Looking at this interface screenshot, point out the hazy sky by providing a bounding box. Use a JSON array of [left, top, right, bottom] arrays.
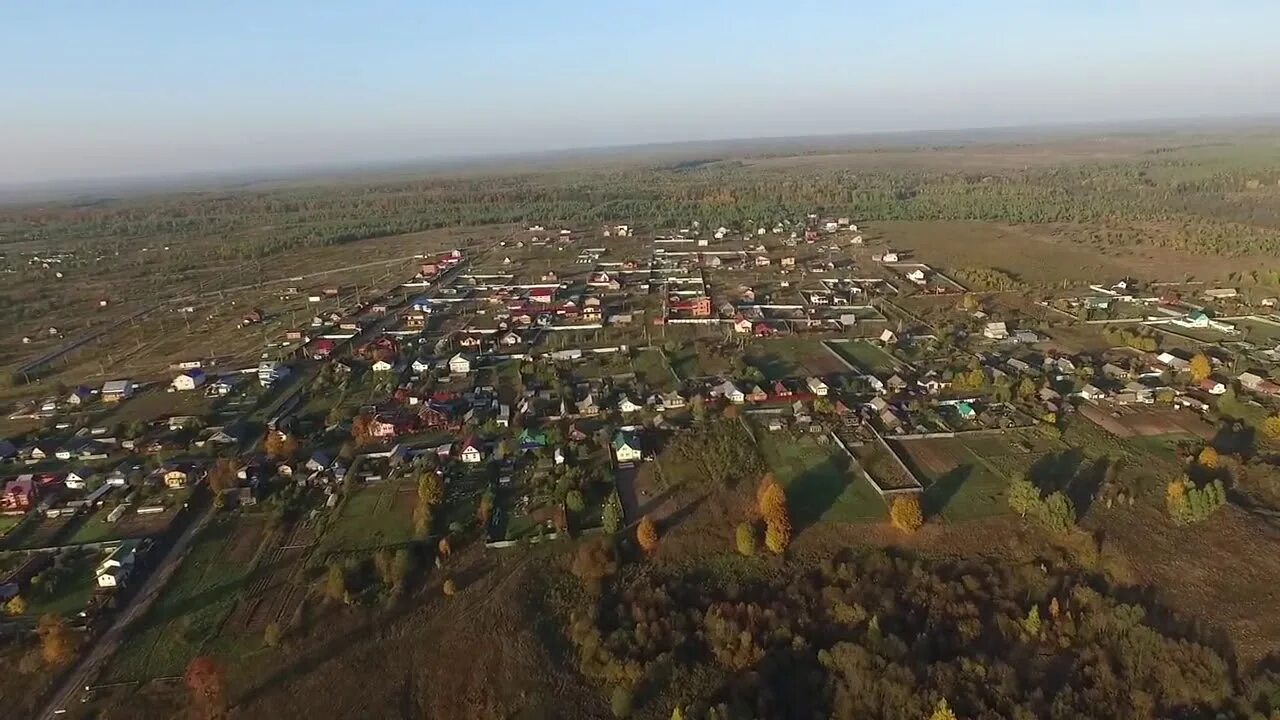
[[5, 0, 1280, 184]]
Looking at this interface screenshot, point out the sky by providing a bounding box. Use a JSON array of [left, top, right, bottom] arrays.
[[4, 0, 1280, 185]]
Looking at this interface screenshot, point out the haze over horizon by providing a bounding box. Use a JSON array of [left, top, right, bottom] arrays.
[[6, 0, 1280, 186]]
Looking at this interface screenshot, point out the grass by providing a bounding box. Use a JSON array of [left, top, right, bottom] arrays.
[[631, 348, 676, 391], [98, 388, 216, 427], [824, 339, 899, 374], [756, 430, 884, 524], [109, 517, 261, 682], [25, 552, 98, 617], [315, 481, 416, 555]]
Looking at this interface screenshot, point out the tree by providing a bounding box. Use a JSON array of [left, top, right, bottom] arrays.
[[637, 515, 659, 555], [324, 563, 347, 603], [477, 489, 495, 528], [207, 457, 239, 494], [1190, 353, 1212, 382], [931, 699, 958, 720], [263, 622, 281, 648], [1023, 605, 1042, 639], [1007, 478, 1041, 518], [611, 685, 635, 718], [764, 513, 791, 554], [602, 490, 624, 533], [4, 595, 27, 616], [437, 536, 452, 558], [1198, 446, 1221, 469], [759, 481, 788, 525], [264, 430, 299, 460], [443, 578, 458, 596], [565, 489, 586, 513], [571, 538, 619, 593], [1263, 415, 1280, 439], [890, 495, 924, 533], [185, 656, 227, 720], [417, 472, 445, 506], [735, 522, 757, 556], [36, 614, 75, 665]]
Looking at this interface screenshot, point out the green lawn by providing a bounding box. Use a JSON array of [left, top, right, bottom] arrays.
[[315, 481, 416, 555], [824, 340, 899, 374], [109, 517, 262, 682], [757, 430, 885, 524], [24, 551, 98, 618], [631, 348, 676, 391]]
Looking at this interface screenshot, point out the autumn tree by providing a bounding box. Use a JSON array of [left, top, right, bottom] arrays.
[[1263, 415, 1280, 439], [185, 655, 227, 720], [263, 622, 281, 648], [735, 522, 757, 556], [637, 515, 659, 555], [1190, 353, 1212, 382], [443, 578, 458, 596], [764, 512, 791, 554], [5, 595, 27, 616], [350, 412, 377, 447], [417, 472, 445, 506], [206, 457, 239, 494], [1198, 446, 1220, 469], [264, 430, 299, 460], [324, 563, 347, 603], [571, 538, 619, 594], [36, 613, 75, 665], [930, 699, 958, 720], [890, 494, 924, 533], [437, 536, 452, 558], [759, 481, 787, 524]]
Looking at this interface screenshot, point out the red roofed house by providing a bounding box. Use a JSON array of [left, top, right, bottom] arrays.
[[529, 288, 556, 304], [2, 477, 36, 512], [311, 338, 337, 360], [670, 296, 711, 318]]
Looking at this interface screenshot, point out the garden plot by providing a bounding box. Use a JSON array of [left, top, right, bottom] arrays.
[[756, 428, 885, 524], [823, 339, 901, 374], [745, 338, 851, 380]]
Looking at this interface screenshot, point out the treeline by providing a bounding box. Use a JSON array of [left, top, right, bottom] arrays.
[[561, 547, 1277, 719], [7, 138, 1280, 264]]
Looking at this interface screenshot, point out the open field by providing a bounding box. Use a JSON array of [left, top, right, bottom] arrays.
[[1078, 403, 1215, 439], [756, 429, 885, 525], [744, 338, 851, 380], [315, 481, 417, 556], [824, 339, 900, 374]]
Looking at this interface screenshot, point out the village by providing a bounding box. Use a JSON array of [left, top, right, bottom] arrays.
[[3, 213, 1280, 701]]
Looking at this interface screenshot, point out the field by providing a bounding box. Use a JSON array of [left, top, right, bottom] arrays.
[[824, 339, 900, 374], [1078, 403, 1214, 439], [109, 516, 267, 683], [630, 347, 677, 391], [744, 338, 852, 380], [891, 435, 1021, 521], [755, 429, 884, 524], [314, 481, 417, 556]]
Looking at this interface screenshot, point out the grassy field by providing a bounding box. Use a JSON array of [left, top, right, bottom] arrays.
[[744, 338, 850, 381], [824, 339, 900, 374], [25, 551, 99, 617], [756, 429, 884, 525], [109, 516, 265, 682], [631, 347, 676, 391], [315, 481, 416, 556]]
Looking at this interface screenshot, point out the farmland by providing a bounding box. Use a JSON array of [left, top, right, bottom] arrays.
[[314, 480, 417, 556], [744, 338, 851, 380], [823, 339, 900, 374], [755, 428, 884, 524]]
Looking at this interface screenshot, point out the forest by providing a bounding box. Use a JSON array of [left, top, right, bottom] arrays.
[[559, 545, 1280, 720]]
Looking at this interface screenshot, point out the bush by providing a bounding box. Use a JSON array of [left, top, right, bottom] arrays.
[[735, 522, 757, 556]]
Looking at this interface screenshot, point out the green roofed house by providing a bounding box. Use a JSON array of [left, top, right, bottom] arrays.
[[955, 402, 977, 421], [612, 431, 642, 464], [518, 428, 548, 451]]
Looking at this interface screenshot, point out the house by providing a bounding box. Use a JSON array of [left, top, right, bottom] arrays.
[[448, 353, 472, 374], [258, 361, 289, 387], [500, 331, 522, 347], [458, 335, 483, 349], [1078, 384, 1108, 401], [576, 393, 600, 417], [879, 329, 898, 345], [805, 377, 829, 397], [747, 385, 768, 403], [1156, 352, 1191, 372], [66, 386, 94, 406], [906, 269, 927, 285], [2, 477, 36, 511], [310, 338, 337, 360], [612, 431, 643, 464], [1101, 363, 1130, 381], [171, 368, 206, 391], [411, 357, 434, 375], [207, 376, 241, 397], [64, 468, 94, 490], [618, 395, 643, 414], [458, 437, 484, 464], [886, 374, 908, 393], [982, 322, 1009, 340], [716, 381, 745, 404], [669, 295, 712, 318], [1200, 378, 1228, 395], [772, 381, 793, 398], [1239, 371, 1280, 395], [954, 402, 978, 421], [96, 541, 140, 588], [162, 466, 191, 489], [732, 315, 753, 334], [1119, 382, 1154, 405], [371, 358, 396, 373], [660, 391, 686, 410], [1202, 288, 1239, 300], [101, 379, 135, 402]]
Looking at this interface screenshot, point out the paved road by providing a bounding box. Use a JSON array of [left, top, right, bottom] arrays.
[[35, 505, 214, 720]]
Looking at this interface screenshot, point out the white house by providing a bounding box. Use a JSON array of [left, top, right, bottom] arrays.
[[64, 468, 94, 490], [613, 431, 643, 464], [171, 369, 206, 391], [716, 380, 745, 404], [806, 377, 829, 396], [101, 379, 135, 402], [1078, 384, 1108, 402], [906, 269, 927, 285], [371, 359, 395, 373], [618, 395, 643, 414], [448, 353, 472, 374], [982, 322, 1009, 340], [411, 358, 433, 374], [458, 438, 484, 464], [879, 329, 898, 345], [258, 361, 289, 387], [96, 541, 140, 588]]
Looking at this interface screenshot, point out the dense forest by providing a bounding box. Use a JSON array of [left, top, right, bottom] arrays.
[[4, 133, 1280, 268], [558, 545, 1280, 720]]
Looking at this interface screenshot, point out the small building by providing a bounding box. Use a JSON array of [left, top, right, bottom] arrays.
[[612, 431, 643, 464], [716, 380, 745, 404], [805, 377, 829, 397], [171, 368, 206, 392], [101, 380, 135, 403], [1078, 384, 1107, 402], [66, 386, 94, 406], [448, 353, 472, 375], [982, 322, 1009, 340], [458, 437, 484, 464], [96, 541, 140, 588], [258, 361, 289, 387], [2, 477, 36, 511], [618, 395, 643, 414]]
